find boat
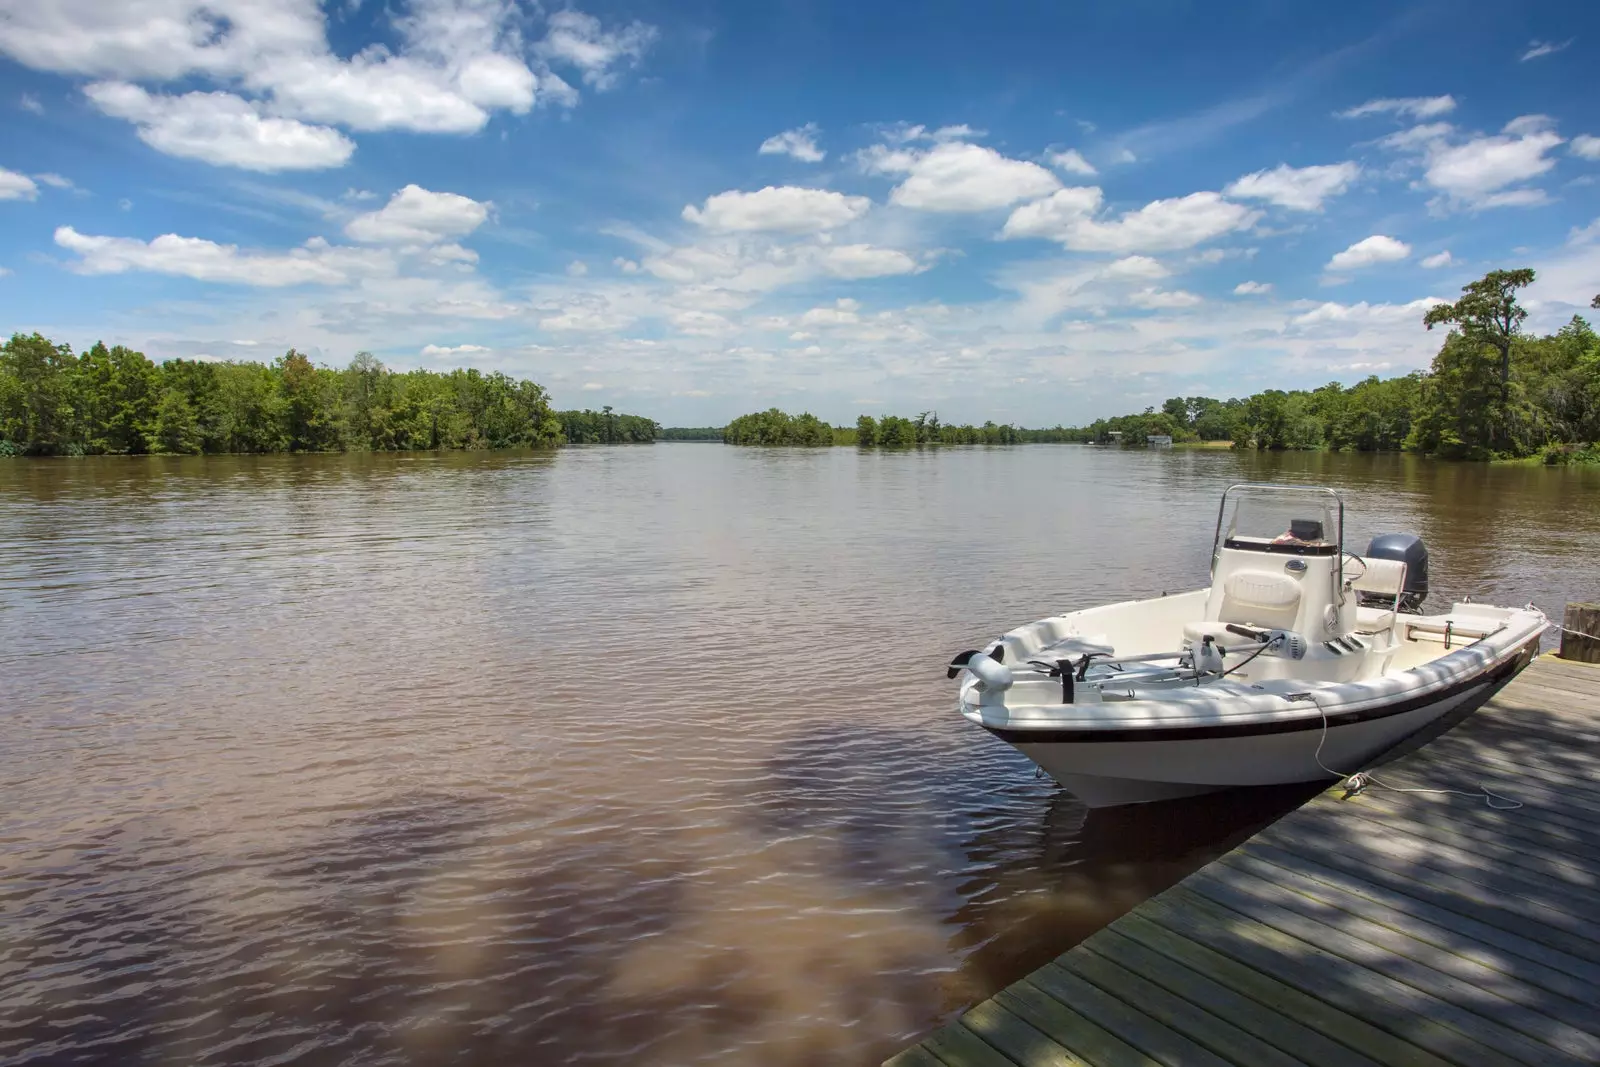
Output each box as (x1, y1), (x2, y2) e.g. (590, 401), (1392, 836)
(948, 483), (1548, 807)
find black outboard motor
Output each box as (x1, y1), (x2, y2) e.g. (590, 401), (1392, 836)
(1362, 533), (1429, 613)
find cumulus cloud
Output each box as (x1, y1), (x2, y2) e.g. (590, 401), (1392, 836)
(1326, 234), (1411, 270)
(53, 226), (359, 286)
(759, 124), (825, 163)
(639, 232), (922, 292)
(799, 298), (861, 326)
(1374, 114), (1565, 210)
(1233, 280), (1272, 294)
(1571, 135), (1600, 160)
(1420, 250), (1453, 269)
(421, 343), (489, 357)
(1103, 255), (1167, 279)
(1421, 117), (1564, 209)
(682, 186), (870, 233)
(1290, 298), (1443, 328)
(1519, 39), (1573, 62)
(0, 165), (38, 200)
(1002, 188), (1258, 253)
(345, 184), (491, 244)
(1224, 161), (1360, 211)
(1336, 95), (1456, 120)
(0, 1), (656, 163)
(1127, 288), (1201, 309)
(821, 244), (920, 278)
(867, 140), (1061, 212)
(1048, 149), (1096, 176)
(84, 82), (354, 171)
(19, 92), (42, 114)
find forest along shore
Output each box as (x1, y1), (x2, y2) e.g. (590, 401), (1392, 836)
(0, 335), (657, 455)
(716, 270), (1600, 463)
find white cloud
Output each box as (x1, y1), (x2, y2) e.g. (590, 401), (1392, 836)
(614, 257), (640, 273)
(878, 141), (1061, 212)
(54, 226), (357, 286)
(1233, 280), (1272, 294)
(1003, 188), (1258, 253)
(1326, 235), (1411, 270)
(1104, 255), (1167, 279)
(670, 310), (732, 336)
(1127, 288), (1201, 309)
(759, 124), (825, 163)
(1378, 122), (1454, 152)
(1113, 148), (1136, 164)
(1376, 114), (1566, 210)
(1048, 149), (1096, 176)
(0, 165), (39, 200)
(535, 9), (656, 90)
(1291, 298), (1443, 328)
(567, 260), (588, 277)
(799, 298), (862, 326)
(33, 172), (74, 189)
(1337, 95), (1456, 120)
(682, 186), (870, 233)
(0, 266), (12, 277)
(345, 184), (491, 244)
(640, 234), (923, 292)
(1224, 161), (1360, 211)
(820, 244), (921, 278)
(1420, 250), (1453, 269)
(0, 1), (655, 153)
(1520, 39), (1573, 62)
(1571, 135), (1600, 160)
(1422, 117), (1563, 207)
(421, 343), (489, 357)
(19, 92), (42, 114)
(85, 82), (354, 171)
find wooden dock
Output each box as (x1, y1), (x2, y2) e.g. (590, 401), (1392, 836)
(889, 655), (1600, 1067)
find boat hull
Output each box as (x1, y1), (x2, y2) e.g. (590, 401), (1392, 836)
(986, 634), (1541, 808)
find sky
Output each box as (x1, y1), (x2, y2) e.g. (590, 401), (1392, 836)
(1, 1), (1597, 427)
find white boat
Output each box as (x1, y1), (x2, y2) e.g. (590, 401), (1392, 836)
(950, 483), (1548, 808)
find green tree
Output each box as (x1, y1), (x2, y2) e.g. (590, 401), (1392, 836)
(0, 333), (78, 453)
(75, 342), (160, 453)
(1423, 268), (1534, 386)
(148, 386), (203, 454)
(855, 414), (877, 446)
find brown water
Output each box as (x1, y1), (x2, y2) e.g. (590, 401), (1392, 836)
(2, 446), (1596, 1066)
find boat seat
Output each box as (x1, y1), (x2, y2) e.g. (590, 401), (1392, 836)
(1209, 568), (1302, 630)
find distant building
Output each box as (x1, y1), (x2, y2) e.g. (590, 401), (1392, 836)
(1147, 434), (1173, 447)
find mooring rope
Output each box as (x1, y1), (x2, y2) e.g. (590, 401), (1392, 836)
(1301, 692), (1523, 811)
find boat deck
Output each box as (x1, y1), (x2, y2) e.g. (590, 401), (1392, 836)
(887, 654), (1600, 1067)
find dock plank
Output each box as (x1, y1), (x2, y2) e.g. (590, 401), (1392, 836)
(887, 657), (1600, 1066)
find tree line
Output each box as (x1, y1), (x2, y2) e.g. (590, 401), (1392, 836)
(557, 405), (658, 443)
(1077, 270), (1599, 462)
(0, 332), (654, 455)
(718, 408), (1074, 447)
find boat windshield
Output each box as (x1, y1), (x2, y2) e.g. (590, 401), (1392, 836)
(1221, 486), (1342, 556)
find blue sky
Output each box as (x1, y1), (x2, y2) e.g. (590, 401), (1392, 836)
(1, 1), (1597, 426)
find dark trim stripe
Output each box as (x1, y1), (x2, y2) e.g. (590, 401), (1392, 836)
(982, 635), (1540, 745)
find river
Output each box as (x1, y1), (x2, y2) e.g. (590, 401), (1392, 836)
(2, 445), (1596, 1065)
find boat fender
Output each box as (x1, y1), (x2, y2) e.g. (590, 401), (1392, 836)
(964, 653), (1013, 693)
(945, 645), (1005, 679)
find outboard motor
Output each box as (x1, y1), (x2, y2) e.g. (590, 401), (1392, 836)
(1362, 533), (1429, 613)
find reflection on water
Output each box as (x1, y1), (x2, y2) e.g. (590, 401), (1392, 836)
(1, 446), (1595, 1065)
